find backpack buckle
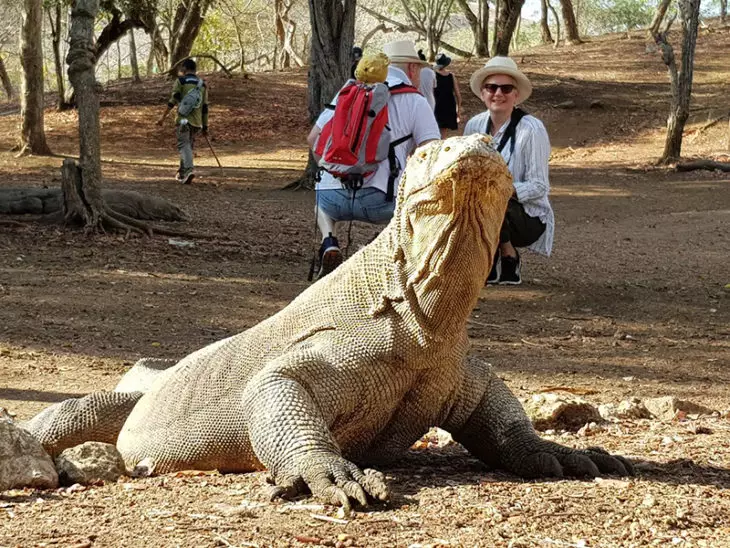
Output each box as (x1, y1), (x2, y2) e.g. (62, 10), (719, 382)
(341, 174), (365, 192)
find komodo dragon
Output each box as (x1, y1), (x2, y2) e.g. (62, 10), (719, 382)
(24, 135), (633, 513)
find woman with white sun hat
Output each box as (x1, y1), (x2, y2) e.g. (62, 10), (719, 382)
(464, 56), (554, 286)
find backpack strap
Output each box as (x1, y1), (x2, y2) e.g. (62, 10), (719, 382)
(383, 82), (420, 201)
(386, 134), (413, 202)
(487, 107), (528, 158)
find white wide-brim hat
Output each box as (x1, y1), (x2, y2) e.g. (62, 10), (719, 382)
(383, 40), (428, 65)
(469, 56), (532, 104)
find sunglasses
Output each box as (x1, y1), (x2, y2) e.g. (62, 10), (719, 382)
(482, 83), (516, 94)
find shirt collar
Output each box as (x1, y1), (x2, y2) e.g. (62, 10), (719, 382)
(386, 66), (412, 86)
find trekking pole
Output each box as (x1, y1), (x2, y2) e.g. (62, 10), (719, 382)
(203, 133), (225, 175)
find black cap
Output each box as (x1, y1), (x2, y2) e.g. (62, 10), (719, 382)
(436, 53), (451, 67)
(352, 46), (363, 60)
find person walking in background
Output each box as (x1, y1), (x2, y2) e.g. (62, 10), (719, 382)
(417, 49), (436, 111)
(157, 58), (209, 185)
(350, 46), (363, 79)
(433, 53), (462, 138)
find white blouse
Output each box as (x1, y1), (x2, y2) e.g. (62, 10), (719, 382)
(464, 111), (554, 256)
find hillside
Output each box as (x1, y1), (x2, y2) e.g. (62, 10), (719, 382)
(0, 28), (729, 548)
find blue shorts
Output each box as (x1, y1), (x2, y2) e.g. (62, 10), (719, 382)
(316, 187), (395, 225)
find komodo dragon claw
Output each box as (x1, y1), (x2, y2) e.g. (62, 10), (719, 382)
(267, 458), (389, 515)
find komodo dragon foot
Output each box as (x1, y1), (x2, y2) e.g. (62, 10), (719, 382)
(266, 454), (389, 515)
(493, 425), (635, 479)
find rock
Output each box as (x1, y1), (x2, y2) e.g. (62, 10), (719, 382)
(55, 442), (127, 485)
(643, 397), (715, 421)
(523, 393), (602, 431)
(589, 100), (605, 109)
(555, 100), (576, 109)
(0, 421), (58, 491)
(0, 408), (15, 423)
(599, 398), (651, 420)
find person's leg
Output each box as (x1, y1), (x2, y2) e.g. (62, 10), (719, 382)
(498, 198), (545, 285)
(177, 124), (195, 184)
(315, 189), (354, 278)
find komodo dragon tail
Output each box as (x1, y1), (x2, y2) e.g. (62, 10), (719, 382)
(21, 391), (143, 458)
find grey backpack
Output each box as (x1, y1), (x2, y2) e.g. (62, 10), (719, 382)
(178, 78), (204, 117)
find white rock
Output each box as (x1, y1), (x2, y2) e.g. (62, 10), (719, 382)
(644, 397), (715, 421)
(524, 393), (601, 431)
(55, 442), (127, 485)
(0, 421), (58, 491)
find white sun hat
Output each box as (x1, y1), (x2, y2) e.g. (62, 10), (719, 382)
(469, 56), (533, 104)
(383, 40), (428, 65)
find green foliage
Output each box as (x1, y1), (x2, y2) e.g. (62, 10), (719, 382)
(576, 0), (657, 34)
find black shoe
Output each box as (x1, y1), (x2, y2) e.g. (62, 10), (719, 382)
(486, 251), (501, 285)
(318, 236), (343, 278)
(180, 169), (195, 185)
(499, 252), (522, 285)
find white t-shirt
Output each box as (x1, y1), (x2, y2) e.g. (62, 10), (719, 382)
(419, 67), (436, 111)
(315, 66), (440, 195)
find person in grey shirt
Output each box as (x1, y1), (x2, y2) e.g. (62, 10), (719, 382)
(417, 49), (436, 111)
(464, 56), (554, 285)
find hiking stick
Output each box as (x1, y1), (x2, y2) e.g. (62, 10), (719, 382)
(203, 133), (224, 174)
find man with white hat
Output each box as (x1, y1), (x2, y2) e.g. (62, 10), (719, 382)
(464, 56), (554, 285)
(307, 40), (440, 278)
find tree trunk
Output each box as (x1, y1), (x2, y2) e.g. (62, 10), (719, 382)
(168, 0), (211, 74)
(289, 0), (356, 190)
(540, 0), (553, 43)
(48, 3), (67, 110)
(547, 0), (561, 47)
(652, 0), (700, 164)
(721, 0), (727, 24)
(493, 0), (525, 56)
(275, 0), (290, 69)
(18, 0), (51, 155)
(648, 0), (672, 36)
(116, 39), (122, 80)
(66, 0), (104, 227)
(456, 0), (489, 57)
(559, 0), (582, 44)
(129, 29), (141, 82)
(0, 56), (14, 100)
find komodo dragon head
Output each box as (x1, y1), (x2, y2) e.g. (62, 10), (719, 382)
(372, 134), (513, 336)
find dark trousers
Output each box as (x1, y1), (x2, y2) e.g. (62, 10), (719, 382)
(500, 197), (545, 247)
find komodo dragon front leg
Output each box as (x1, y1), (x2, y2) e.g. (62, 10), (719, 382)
(242, 355), (390, 514)
(444, 356), (634, 478)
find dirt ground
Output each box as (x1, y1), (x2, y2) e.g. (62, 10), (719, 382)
(1, 28), (729, 548)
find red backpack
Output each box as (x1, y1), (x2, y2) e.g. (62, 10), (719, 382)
(314, 79), (419, 202)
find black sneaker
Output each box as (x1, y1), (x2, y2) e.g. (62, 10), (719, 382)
(486, 251), (501, 285)
(499, 252), (522, 285)
(180, 169), (195, 185)
(318, 236), (343, 278)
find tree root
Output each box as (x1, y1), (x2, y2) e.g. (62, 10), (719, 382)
(676, 159), (730, 172)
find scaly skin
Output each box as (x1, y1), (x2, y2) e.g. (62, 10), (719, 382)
(24, 135), (633, 514)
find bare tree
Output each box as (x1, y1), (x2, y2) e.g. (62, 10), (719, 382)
(455, 0), (489, 57)
(651, 0), (701, 164)
(47, 1), (68, 109)
(0, 55), (13, 100)
(648, 0), (671, 36)
(61, 0), (186, 232)
(400, 0), (456, 60)
(168, 0), (213, 74)
(540, 0), (553, 44)
(493, 0), (525, 55)
(289, 0), (356, 190)
(721, 0), (727, 24)
(559, 0), (582, 44)
(547, 0), (560, 47)
(360, 2), (471, 58)
(275, 0), (304, 68)
(129, 29), (141, 82)
(18, 0), (51, 155)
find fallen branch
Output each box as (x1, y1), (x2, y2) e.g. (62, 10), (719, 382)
(688, 113), (729, 143)
(676, 159), (730, 172)
(170, 54), (233, 77)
